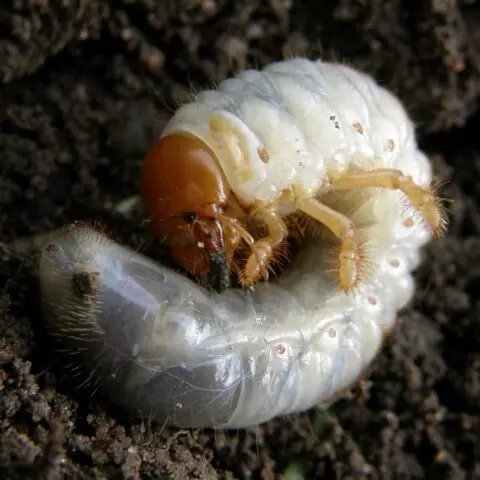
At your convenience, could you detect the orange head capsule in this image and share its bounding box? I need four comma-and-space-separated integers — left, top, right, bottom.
141, 133, 233, 291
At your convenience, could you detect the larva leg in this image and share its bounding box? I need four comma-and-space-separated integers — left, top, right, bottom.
329, 169, 446, 235
296, 198, 370, 293
239, 208, 288, 286
218, 215, 257, 276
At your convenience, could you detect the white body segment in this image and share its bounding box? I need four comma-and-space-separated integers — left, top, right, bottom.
37, 59, 438, 429
163, 58, 427, 209
39, 207, 431, 428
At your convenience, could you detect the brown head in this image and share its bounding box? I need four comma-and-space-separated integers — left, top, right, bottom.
141, 133, 235, 291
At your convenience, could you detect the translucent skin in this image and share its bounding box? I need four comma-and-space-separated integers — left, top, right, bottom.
38, 208, 432, 429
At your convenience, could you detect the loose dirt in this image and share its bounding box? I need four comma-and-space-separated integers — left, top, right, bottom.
1, 1, 479, 478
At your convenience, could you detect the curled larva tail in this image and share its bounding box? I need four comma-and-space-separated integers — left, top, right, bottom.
39, 214, 429, 429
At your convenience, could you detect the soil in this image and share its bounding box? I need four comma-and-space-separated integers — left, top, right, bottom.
0, 1, 479, 479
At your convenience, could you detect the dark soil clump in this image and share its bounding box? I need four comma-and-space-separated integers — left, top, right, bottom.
1, 1, 479, 478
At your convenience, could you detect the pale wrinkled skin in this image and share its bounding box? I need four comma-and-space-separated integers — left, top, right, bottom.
163, 58, 427, 209
38, 59, 436, 429
39, 199, 431, 429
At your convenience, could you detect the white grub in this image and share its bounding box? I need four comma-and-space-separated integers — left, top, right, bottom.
39, 206, 431, 429
155, 58, 444, 292
37, 58, 443, 429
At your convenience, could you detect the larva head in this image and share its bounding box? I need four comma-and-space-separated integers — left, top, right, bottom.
141, 133, 232, 291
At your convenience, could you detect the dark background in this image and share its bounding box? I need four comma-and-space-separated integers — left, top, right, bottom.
0, 1, 479, 478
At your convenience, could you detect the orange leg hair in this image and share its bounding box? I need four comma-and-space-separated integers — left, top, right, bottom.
235, 168, 446, 294
238, 207, 289, 286
219, 215, 256, 270
328, 169, 447, 236
296, 197, 371, 292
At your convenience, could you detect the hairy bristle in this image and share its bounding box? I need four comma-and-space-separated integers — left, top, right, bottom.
284, 212, 310, 238
235, 240, 288, 287
326, 232, 376, 295
287, 212, 333, 239
428, 179, 451, 238
229, 254, 244, 279
401, 180, 450, 238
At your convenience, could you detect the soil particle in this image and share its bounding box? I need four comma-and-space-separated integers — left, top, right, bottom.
1, 1, 480, 478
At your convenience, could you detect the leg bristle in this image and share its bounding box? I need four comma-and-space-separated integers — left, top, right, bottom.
326, 233, 375, 294
329, 169, 450, 240
400, 180, 449, 238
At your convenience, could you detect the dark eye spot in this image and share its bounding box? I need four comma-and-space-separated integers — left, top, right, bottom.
182, 212, 197, 224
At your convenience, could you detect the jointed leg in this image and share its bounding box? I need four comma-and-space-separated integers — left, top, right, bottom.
218, 215, 256, 269
296, 197, 371, 292
329, 169, 446, 235
239, 207, 289, 286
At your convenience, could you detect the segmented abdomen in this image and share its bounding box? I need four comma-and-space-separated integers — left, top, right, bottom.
164, 58, 430, 206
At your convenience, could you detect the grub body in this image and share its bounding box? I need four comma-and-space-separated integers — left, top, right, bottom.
38, 206, 431, 429
142, 58, 442, 292
163, 58, 427, 210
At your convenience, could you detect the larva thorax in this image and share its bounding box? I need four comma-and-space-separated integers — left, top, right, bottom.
141, 58, 446, 294
164, 58, 416, 202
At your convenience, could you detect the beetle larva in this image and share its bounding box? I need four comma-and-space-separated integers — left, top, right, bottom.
38, 205, 431, 429
141, 58, 446, 293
